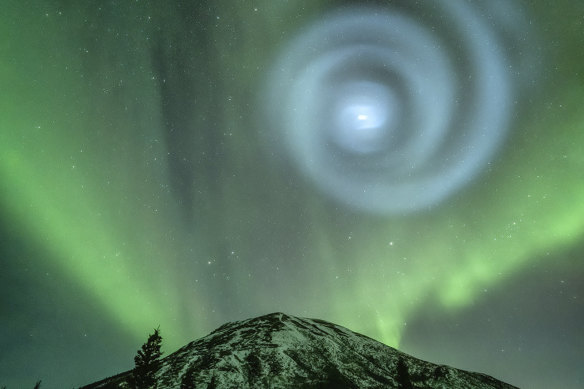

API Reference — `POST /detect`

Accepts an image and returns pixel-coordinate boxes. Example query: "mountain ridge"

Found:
[81,312,518,388]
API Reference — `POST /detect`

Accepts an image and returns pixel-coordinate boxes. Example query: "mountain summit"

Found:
[82,312,517,388]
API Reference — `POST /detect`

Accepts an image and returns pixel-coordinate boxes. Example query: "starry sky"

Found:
[1,0,583,388]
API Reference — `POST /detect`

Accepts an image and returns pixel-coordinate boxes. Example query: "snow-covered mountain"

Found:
[81,312,517,388]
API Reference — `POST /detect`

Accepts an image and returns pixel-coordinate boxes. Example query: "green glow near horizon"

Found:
[1,0,583,353]
[0,5,202,349]
[351,101,584,347]
[0,71,198,349]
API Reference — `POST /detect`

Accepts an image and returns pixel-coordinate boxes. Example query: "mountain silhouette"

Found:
[81,312,517,388]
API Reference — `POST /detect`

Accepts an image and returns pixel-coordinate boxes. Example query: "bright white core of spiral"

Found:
[333,81,399,154]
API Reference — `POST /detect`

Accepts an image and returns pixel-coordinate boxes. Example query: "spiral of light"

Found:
[262,1,530,214]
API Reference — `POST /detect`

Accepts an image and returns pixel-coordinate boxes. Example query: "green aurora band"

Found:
[1,0,583,358]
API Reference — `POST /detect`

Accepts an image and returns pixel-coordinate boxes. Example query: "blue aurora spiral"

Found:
[262,1,536,214]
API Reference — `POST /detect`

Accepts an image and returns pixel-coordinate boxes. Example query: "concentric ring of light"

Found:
[263,2,514,214]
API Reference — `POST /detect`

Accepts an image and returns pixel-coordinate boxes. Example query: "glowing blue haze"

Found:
[263,1,534,214]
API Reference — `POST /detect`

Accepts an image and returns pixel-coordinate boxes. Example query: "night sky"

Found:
[1,1,583,388]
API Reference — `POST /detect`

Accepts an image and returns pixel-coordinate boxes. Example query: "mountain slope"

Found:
[82,312,518,388]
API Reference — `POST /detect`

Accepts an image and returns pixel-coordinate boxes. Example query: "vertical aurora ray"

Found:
[0,3,203,349]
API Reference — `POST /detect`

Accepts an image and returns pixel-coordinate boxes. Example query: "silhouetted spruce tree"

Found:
[133,327,163,389]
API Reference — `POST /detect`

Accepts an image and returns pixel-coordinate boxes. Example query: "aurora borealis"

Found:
[1,0,583,388]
